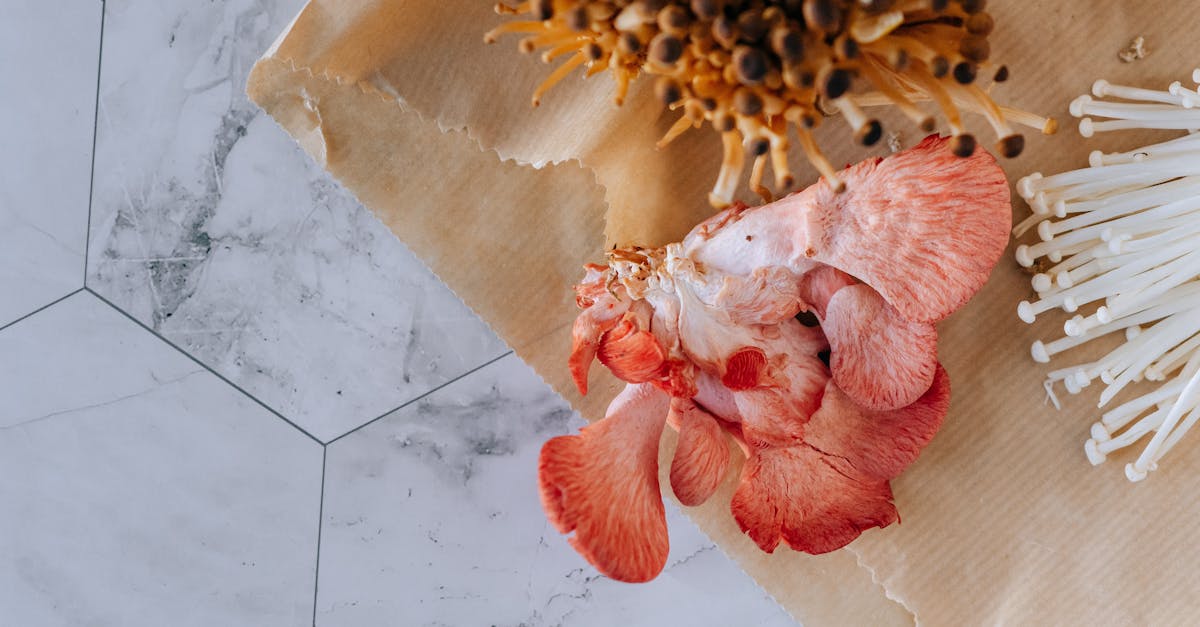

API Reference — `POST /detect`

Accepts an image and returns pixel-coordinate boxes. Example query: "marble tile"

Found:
[0,1,100,326]
[86,0,508,441]
[0,291,323,626]
[318,355,796,626]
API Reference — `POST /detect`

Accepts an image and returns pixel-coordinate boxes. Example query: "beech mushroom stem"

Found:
[490,0,1047,205]
[795,126,844,192]
[710,130,746,208]
[532,53,588,106]
[833,95,883,146]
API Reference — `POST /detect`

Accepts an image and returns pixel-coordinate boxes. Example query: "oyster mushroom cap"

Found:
[823,282,940,411]
[731,443,899,554]
[684,134,1012,323]
[794,265,939,411]
[667,397,731,507]
[805,363,952,482]
[797,263,859,318]
[538,382,671,583]
[730,365,950,554]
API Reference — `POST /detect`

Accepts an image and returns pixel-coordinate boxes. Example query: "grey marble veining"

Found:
[0,1,100,326]
[318,355,797,627]
[4,1,797,623]
[0,292,323,626]
[86,0,508,442]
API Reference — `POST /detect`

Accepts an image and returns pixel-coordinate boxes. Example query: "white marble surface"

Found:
[318,355,795,626]
[87,0,507,442]
[1,1,798,625]
[0,1,99,326]
[0,292,323,626]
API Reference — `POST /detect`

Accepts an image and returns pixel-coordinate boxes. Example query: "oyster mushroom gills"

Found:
[486,0,1055,208]
[542,134,1010,582]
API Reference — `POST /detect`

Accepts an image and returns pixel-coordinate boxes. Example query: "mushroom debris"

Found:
[543,135,1010,582]
[485,0,1055,208]
[1015,70,1200,483]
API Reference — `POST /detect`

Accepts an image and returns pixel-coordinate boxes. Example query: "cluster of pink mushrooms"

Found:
[540,135,1012,582]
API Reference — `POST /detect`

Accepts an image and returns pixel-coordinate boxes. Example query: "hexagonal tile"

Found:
[86,0,507,441]
[0,1,100,326]
[0,292,323,625]
[318,355,795,626]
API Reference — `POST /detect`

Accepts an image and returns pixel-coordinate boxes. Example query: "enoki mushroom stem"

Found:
[1016,69,1200,482]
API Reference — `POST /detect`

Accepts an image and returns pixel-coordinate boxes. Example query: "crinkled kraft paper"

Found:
[248,1,1200,624]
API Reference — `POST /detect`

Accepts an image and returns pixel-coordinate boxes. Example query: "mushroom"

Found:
[542,137,1003,581]
[486,0,1053,207]
[684,134,1012,324]
[539,383,670,583]
[731,366,949,554]
[1015,70,1200,481]
[666,396,731,506]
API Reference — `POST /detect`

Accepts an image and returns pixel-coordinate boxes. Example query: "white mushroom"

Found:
[1016,69,1200,481]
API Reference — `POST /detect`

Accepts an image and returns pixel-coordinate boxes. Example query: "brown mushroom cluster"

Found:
[486,0,1056,207]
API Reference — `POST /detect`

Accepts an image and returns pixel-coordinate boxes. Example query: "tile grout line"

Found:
[0,289,87,335]
[85,287,324,445]
[324,350,514,446]
[312,447,326,627]
[82,0,106,288]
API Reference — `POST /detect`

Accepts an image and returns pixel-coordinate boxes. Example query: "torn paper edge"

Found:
[847,545,920,626]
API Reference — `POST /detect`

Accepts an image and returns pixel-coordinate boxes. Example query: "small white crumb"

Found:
[886,131,903,153]
[1118,36,1147,63]
[1043,379,1061,410]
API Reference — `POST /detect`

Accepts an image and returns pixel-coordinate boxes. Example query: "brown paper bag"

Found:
[249,1,1200,623]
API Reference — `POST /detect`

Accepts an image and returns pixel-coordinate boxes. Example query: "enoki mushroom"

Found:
[1015,70,1200,482]
[486,0,1054,208]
